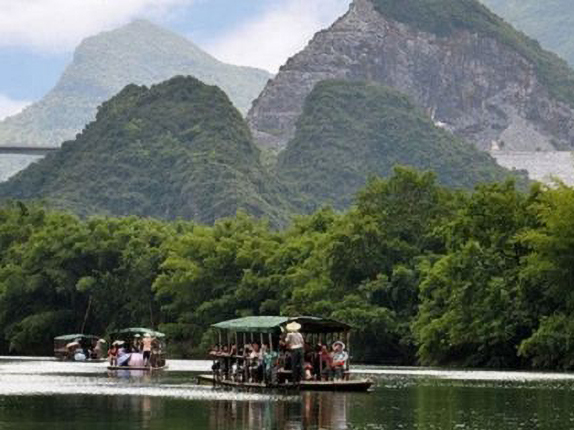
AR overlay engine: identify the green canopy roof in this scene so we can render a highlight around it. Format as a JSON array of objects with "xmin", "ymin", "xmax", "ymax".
[
  {"xmin": 212, "ymin": 316, "xmax": 350, "ymax": 334},
  {"xmin": 54, "ymin": 334, "xmax": 100, "ymax": 341},
  {"xmin": 110, "ymin": 327, "xmax": 166, "ymax": 338},
  {"xmin": 213, "ymin": 316, "xmax": 289, "ymax": 333}
]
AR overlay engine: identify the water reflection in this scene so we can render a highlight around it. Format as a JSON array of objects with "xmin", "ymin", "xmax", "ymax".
[
  {"xmin": 207, "ymin": 392, "xmax": 350, "ymax": 430},
  {"xmin": 3, "ymin": 359, "xmax": 574, "ymax": 430}
]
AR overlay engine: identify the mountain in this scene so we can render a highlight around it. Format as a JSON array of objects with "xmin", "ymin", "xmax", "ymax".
[
  {"xmin": 0, "ymin": 76, "xmax": 293, "ymax": 226},
  {"xmin": 277, "ymin": 80, "xmax": 525, "ymax": 210},
  {"xmin": 248, "ymin": 0, "xmax": 574, "ymax": 153},
  {"xmin": 481, "ymin": 0, "xmax": 574, "ymax": 67},
  {"xmin": 0, "ymin": 20, "xmax": 271, "ymax": 148}
]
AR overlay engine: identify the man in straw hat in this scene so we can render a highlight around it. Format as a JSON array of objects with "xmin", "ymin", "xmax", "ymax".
[
  {"xmin": 142, "ymin": 333, "xmax": 154, "ymax": 367},
  {"xmin": 285, "ymin": 321, "xmax": 305, "ymax": 384}
]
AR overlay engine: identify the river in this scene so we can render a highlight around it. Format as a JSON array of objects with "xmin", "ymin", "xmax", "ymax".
[{"xmin": 1, "ymin": 357, "xmax": 574, "ymax": 429}]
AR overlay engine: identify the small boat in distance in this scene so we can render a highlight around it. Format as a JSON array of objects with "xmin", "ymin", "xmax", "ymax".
[
  {"xmin": 198, "ymin": 316, "xmax": 374, "ymax": 392},
  {"xmin": 54, "ymin": 334, "xmax": 106, "ymax": 362},
  {"xmin": 106, "ymin": 327, "xmax": 167, "ymax": 371}
]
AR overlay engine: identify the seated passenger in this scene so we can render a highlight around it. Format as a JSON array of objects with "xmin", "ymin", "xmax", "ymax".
[
  {"xmin": 329, "ymin": 341, "xmax": 349, "ymax": 381},
  {"xmin": 129, "ymin": 353, "xmax": 145, "ymax": 367},
  {"xmin": 248, "ymin": 343, "xmax": 263, "ymax": 382},
  {"xmin": 117, "ymin": 343, "xmax": 131, "ymax": 367},
  {"xmin": 108, "ymin": 344, "xmax": 118, "ymax": 366},
  {"xmin": 319, "ymin": 344, "xmax": 332, "ymax": 381},
  {"xmin": 262, "ymin": 345, "xmax": 279, "ymax": 385},
  {"xmin": 304, "ymin": 361, "xmax": 314, "ymax": 381},
  {"xmin": 209, "ymin": 344, "xmax": 220, "ymax": 357}
]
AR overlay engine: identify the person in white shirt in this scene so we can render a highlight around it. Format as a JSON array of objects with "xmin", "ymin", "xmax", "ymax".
[
  {"xmin": 142, "ymin": 333, "xmax": 154, "ymax": 367},
  {"xmin": 285, "ymin": 322, "xmax": 305, "ymax": 383}
]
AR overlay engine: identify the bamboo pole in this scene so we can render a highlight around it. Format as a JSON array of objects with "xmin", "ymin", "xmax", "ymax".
[{"xmin": 80, "ymin": 296, "xmax": 92, "ymax": 334}]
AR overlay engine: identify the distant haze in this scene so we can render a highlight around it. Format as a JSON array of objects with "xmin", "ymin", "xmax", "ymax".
[{"xmin": 0, "ymin": 0, "xmax": 351, "ymax": 106}]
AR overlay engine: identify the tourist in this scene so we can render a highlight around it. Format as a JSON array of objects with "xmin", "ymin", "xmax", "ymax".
[
  {"xmin": 142, "ymin": 333, "xmax": 154, "ymax": 367},
  {"xmin": 285, "ymin": 322, "xmax": 305, "ymax": 383},
  {"xmin": 248, "ymin": 342, "xmax": 263, "ymax": 382},
  {"xmin": 132, "ymin": 334, "xmax": 142, "ymax": 352},
  {"xmin": 319, "ymin": 344, "xmax": 332, "ymax": 381},
  {"xmin": 330, "ymin": 341, "xmax": 349, "ymax": 380},
  {"xmin": 94, "ymin": 339, "xmax": 106, "ymax": 360}
]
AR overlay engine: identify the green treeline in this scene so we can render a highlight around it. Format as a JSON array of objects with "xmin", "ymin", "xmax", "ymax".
[{"xmin": 1, "ymin": 167, "xmax": 573, "ymax": 369}]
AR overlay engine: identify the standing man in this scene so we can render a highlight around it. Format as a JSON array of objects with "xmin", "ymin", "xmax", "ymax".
[
  {"xmin": 285, "ymin": 321, "xmax": 304, "ymax": 384},
  {"xmin": 142, "ymin": 333, "xmax": 154, "ymax": 367}
]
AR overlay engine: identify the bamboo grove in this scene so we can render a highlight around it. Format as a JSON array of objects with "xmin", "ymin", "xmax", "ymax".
[{"xmin": 1, "ymin": 167, "xmax": 573, "ymax": 369}]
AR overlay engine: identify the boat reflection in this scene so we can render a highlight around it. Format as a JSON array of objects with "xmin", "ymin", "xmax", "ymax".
[{"xmin": 207, "ymin": 392, "xmax": 350, "ymax": 430}]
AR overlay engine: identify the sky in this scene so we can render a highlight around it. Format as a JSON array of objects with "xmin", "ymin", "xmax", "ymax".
[{"xmin": 0, "ymin": 0, "xmax": 351, "ymax": 120}]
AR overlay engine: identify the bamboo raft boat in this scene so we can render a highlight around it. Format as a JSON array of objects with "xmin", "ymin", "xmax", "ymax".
[
  {"xmin": 107, "ymin": 327, "xmax": 168, "ymax": 372},
  {"xmin": 53, "ymin": 334, "xmax": 107, "ymax": 362},
  {"xmin": 206, "ymin": 316, "xmax": 374, "ymax": 393}
]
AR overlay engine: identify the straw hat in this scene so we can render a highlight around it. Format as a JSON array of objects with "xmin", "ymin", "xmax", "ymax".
[
  {"xmin": 66, "ymin": 341, "xmax": 80, "ymax": 348},
  {"xmin": 144, "ymin": 333, "xmax": 151, "ymax": 338},
  {"xmin": 286, "ymin": 322, "xmax": 301, "ymax": 332},
  {"xmin": 98, "ymin": 339, "xmax": 106, "ymax": 343},
  {"xmin": 333, "ymin": 341, "xmax": 346, "ymax": 349},
  {"xmin": 134, "ymin": 334, "xmax": 141, "ymax": 338}
]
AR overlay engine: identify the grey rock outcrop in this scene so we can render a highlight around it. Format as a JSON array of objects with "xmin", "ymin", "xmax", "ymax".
[
  {"xmin": 492, "ymin": 151, "xmax": 574, "ymax": 185},
  {"xmin": 248, "ymin": 0, "xmax": 574, "ymax": 152}
]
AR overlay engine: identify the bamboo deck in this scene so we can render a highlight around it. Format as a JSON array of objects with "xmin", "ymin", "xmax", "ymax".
[{"xmin": 197, "ymin": 374, "xmax": 373, "ymax": 392}]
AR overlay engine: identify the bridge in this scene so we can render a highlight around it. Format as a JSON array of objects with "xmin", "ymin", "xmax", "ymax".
[{"xmin": 0, "ymin": 147, "xmax": 59, "ymax": 155}]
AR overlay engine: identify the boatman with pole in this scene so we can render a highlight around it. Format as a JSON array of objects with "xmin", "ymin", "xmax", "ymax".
[{"xmin": 285, "ymin": 322, "xmax": 304, "ymax": 384}]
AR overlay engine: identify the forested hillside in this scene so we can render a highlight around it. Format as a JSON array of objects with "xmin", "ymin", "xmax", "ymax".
[
  {"xmin": 0, "ymin": 76, "xmax": 293, "ymax": 226},
  {"xmin": 277, "ymin": 81, "xmax": 526, "ymax": 211},
  {"xmin": 0, "ymin": 20, "xmax": 271, "ymax": 147},
  {"xmin": 2, "ymin": 168, "xmax": 574, "ymax": 370},
  {"xmin": 482, "ymin": 0, "xmax": 574, "ymax": 67}
]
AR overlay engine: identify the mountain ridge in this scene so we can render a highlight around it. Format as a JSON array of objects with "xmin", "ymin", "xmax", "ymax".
[
  {"xmin": 0, "ymin": 20, "xmax": 271, "ymax": 148},
  {"xmin": 277, "ymin": 80, "xmax": 527, "ymax": 211},
  {"xmin": 0, "ymin": 76, "xmax": 293, "ymax": 226},
  {"xmin": 248, "ymin": 0, "xmax": 574, "ymax": 153}
]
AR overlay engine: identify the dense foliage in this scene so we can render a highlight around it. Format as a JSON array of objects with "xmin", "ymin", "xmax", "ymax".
[
  {"xmin": 277, "ymin": 80, "xmax": 526, "ymax": 211},
  {"xmin": 0, "ymin": 20, "xmax": 270, "ymax": 147},
  {"xmin": 0, "ymin": 76, "xmax": 294, "ymax": 227},
  {"xmin": 1, "ymin": 77, "xmax": 524, "ymax": 227},
  {"xmin": 3, "ymin": 168, "xmax": 574, "ymax": 370},
  {"xmin": 482, "ymin": 0, "xmax": 574, "ymax": 67},
  {"xmin": 372, "ymin": 0, "xmax": 574, "ymax": 109}
]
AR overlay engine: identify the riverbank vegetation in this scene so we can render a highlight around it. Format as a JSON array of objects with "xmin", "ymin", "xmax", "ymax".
[{"xmin": 1, "ymin": 167, "xmax": 573, "ymax": 369}]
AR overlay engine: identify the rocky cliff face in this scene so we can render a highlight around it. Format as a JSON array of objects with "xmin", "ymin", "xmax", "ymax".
[{"xmin": 248, "ymin": 0, "xmax": 574, "ymax": 152}]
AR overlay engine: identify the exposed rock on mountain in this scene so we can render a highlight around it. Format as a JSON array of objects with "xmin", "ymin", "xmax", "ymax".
[
  {"xmin": 0, "ymin": 20, "xmax": 271, "ymax": 148},
  {"xmin": 0, "ymin": 77, "xmax": 293, "ymax": 226},
  {"xmin": 277, "ymin": 80, "xmax": 526, "ymax": 210},
  {"xmin": 248, "ymin": 0, "xmax": 574, "ymax": 153}
]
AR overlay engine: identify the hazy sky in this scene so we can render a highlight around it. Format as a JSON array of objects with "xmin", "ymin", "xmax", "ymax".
[{"xmin": 0, "ymin": 0, "xmax": 351, "ymax": 119}]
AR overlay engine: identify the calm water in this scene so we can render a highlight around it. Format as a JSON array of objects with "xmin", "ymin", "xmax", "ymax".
[{"xmin": 1, "ymin": 358, "xmax": 574, "ymax": 430}]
